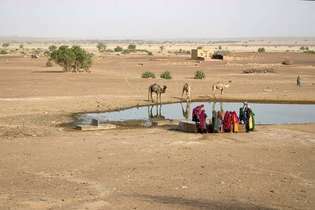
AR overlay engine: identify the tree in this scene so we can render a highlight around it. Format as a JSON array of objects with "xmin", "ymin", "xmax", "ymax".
[
  {"xmin": 49, "ymin": 45, "xmax": 92, "ymax": 72},
  {"xmin": 258, "ymin": 48, "xmax": 266, "ymax": 53},
  {"xmin": 128, "ymin": 44, "xmax": 136, "ymax": 51},
  {"xmin": 97, "ymin": 43, "xmax": 106, "ymax": 53},
  {"xmin": 2, "ymin": 43, "xmax": 9, "ymax": 48},
  {"xmin": 114, "ymin": 46, "xmax": 123, "ymax": 52},
  {"xmin": 160, "ymin": 45, "xmax": 164, "ymax": 53},
  {"xmin": 71, "ymin": 45, "xmax": 93, "ymax": 72},
  {"xmin": 50, "ymin": 45, "xmax": 75, "ymax": 72},
  {"xmin": 19, "ymin": 44, "xmax": 24, "ymax": 49},
  {"xmin": 48, "ymin": 45, "xmax": 57, "ymax": 52}
]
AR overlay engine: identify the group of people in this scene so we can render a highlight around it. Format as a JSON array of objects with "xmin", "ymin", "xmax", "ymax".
[{"xmin": 192, "ymin": 102, "xmax": 255, "ymax": 134}]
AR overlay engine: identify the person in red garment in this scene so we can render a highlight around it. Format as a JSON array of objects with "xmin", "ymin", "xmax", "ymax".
[{"xmin": 198, "ymin": 106, "xmax": 207, "ymax": 133}]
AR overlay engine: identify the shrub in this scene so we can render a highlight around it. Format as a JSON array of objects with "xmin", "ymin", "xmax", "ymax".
[
  {"xmin": 160, "ymin": 71, "xmax": 172, "ymax": 80},
  {"xmin": 142, "ymin": 71, "xmax": 156, "ymax": 79},
  {"xmin": 194, "ymin": 70, "xmax": 205, "ymax": 79},
  {"xmin": 304, "ymin": 50, "xmax": 315, "ymax": 54},
  {"xmin": 97, "ymin": 43, "xmax": 106, "ymax": 52},
  {"xmin": 128, "ymin": 44, "xmax": 136, "ymax": 51},
  {"xmin": 114, "ymin": 46, "xmax": 123, "ymax": 52},
  {"xmin": 258, "ymin": 48, "xmax": 266, "ymax": 53},
  {"xmin": 0, "ymin": 49, "xmax": 8, "ymax": 54},
  {"xmin": 148, "ymin": 51, "xmax": 153, "ymax": 56},
  {"xmin": 122, "ymin": 49, "xmax": 130, "ymax": 54},
  {"xmin": 300, "ymin": 46, "xmax": 309, "ymax": 51},
  {"xmin": 2, "ymin": 43, "xmax": 9, "ymax": 48},
  {"xmin": 19, "ymin": 44, "xmax": 24, "ymax": 49},
  {"xmin": 105, "ymin": 49, "xmax": 114, "ymax": 53}
]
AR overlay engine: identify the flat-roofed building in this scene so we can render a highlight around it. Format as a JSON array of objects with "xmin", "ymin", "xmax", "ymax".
[{"xmin": 191, "ymin": 48, "xmax": 213, "ymax": 60}]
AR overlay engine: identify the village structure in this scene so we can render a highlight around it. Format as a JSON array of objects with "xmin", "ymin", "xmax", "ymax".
[{"xmin": 191, "ymin": 48, "xmax": 213, "ymax": 60}]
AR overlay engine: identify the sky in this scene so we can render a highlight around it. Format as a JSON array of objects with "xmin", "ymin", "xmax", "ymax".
[{"xmin": 0, "ymin": 0, "xmax": 315, "ymax": 39}]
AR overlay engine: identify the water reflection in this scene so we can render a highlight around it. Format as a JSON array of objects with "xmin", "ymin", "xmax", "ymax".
[
  {"xmin": 148, "ymin": 104, "xmax": 165, "ymax": 120},
  {"xmin": 180, "ymin": 102, "xmax": 191, "ymax": 120}
]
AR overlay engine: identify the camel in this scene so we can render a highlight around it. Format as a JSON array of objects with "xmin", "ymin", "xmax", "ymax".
[
  {"xmin": 182, "ymin": 83, "xmax": 191, "ymax": 102},
  {"xmin": 148, "ymin": 83, "xmax": 167, "ymax": 103},
  {"xmin": 212, "ymin": 80, "xmax": 232, "ymax": 96}
]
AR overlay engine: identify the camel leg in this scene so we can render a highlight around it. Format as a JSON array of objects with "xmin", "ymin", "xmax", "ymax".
[{"xmin": 148, "ymin": 89, "xmax": 150, "ymax": 101}]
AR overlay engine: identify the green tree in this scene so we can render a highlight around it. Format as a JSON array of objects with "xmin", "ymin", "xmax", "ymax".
[
  {"xmin": 50, "ymin": 45, "xmax": 76, "ymax": 72},
  {"xmin": 48, "ymin": 45, "xmax": 57, "ymax": 52},
  {"xmin": 49, "ymin": 45, "xmax": 93, "ymax": 72},
  {"xmin": 97, "ymin": 43, "xmax": 107, "ymax": 53}
]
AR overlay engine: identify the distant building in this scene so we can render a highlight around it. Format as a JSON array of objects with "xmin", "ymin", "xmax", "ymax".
[{"xmin": 191, "ymin": 48, "xmax": 213, "ymax": 60}]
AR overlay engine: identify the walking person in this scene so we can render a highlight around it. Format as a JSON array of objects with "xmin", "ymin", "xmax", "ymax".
[{"xmin": 297, "ymin": 75, "xmax": 302, "ymax": 87}]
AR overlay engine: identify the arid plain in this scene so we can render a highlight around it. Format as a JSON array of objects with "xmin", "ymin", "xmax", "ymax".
[{"xmin": 0, "ymin": 42, "xmax": 315, "ymax": 210}]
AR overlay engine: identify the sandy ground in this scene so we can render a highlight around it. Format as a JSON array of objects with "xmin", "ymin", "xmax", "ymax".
[{"xmin": 0, "ymin": 52, "xmax": 315, "ymax": 210}]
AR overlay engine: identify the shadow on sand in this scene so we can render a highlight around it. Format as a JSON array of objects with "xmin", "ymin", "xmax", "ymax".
[
  {"xmin": 123, "ymin": 193, "xmax": 277, "ymax": 210},
  {"xmin": 32, "ymin": 70, "xmax": 65, "ymax": 73}
]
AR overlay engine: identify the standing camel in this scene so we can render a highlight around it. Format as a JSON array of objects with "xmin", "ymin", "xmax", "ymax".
[
  {"xmin": 212, "ymin": 80, "xmax": 232, "ymax": 96},
  {"xmin": 148, "ymin": 83, "xmax": 167, "ymax": 103},
  {"xmin": 182, "ymin": 83, "xmax": 191, "ymax": 102}
]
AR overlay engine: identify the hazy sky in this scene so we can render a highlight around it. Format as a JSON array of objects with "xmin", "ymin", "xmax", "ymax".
[{"xmin": 0, "ymin": 0, "xmax": 315, "ymax": 39}]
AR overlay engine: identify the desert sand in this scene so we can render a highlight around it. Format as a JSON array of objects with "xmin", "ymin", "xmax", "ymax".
[{"xmin": 0, "ymin": 45, "xmax": 315, "ymax": 210}]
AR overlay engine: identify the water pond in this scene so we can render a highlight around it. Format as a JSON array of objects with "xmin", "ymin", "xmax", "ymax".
[{"xmin": 76, "ymin": 102, "xmax": 315, "ymax": 125}]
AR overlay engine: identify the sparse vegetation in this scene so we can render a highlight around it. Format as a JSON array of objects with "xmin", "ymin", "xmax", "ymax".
[
  {"xmin": 128, "ymin": 44, "xmax": 136, "ymax": 51},
  {"xmin": 2, "ymin": 43, "xmax": 9, "ymax": 48},
  {"xmin": 160, "ymin": 71, "xmax": 172, "ymax": 80},
  {"xmin": 49, "ymin": 45, "xmax": 93, "ymax": 72},
  {"xmin": 243, "ymin": 68, "xmax": 275, "ymax": 74},
  {"xmin": 48, "ymin": 45, "xmax": 57, "ymax": 52},
  {"xmin": 194, "ymin": 70, "xmax": 205, "ymax": 79},
  {"xmin": 142, "ymin": 71, "xmax": 156, "ymax": 79},
  {"xmin": 19, "ymin": 44, "xmax": 24, "ymax": 49},
  {"xmin": 160, "ymin": 45, "xmax": 164, "ymax": 53},
  {"xmin": 174, "ymin": 49, "xmax": 190, "ymax": 55},
  {"xmin": 0, "ymin": 49, "xmax": 8, "ymax": 54},
  {"xmin": 97, "ymin": 43, "xmax": 107, "ymax": 53},
  {"xmin": 114, "ymin": 46, "xmax": 123, "ymax": 52},
  {"xmin": 300, "ymin": 46, "xmax": 309, "ymax": 51},
  {"xmin": 304, "ymin": 50, "xmax": 315, "ymax": 54},
  {"xmin": 258, "ymin": 48, "xmax": 266, "ymax": 53}
]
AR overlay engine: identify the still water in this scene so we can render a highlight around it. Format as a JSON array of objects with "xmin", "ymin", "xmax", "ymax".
[{"xmin": 77, "ymin": 102, "xmax": 315, "ymax": 125}]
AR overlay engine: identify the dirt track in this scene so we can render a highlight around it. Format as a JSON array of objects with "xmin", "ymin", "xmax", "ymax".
[{"xmin": 0, "ymin": 53, "xmax": 315, "ymax": 210}]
